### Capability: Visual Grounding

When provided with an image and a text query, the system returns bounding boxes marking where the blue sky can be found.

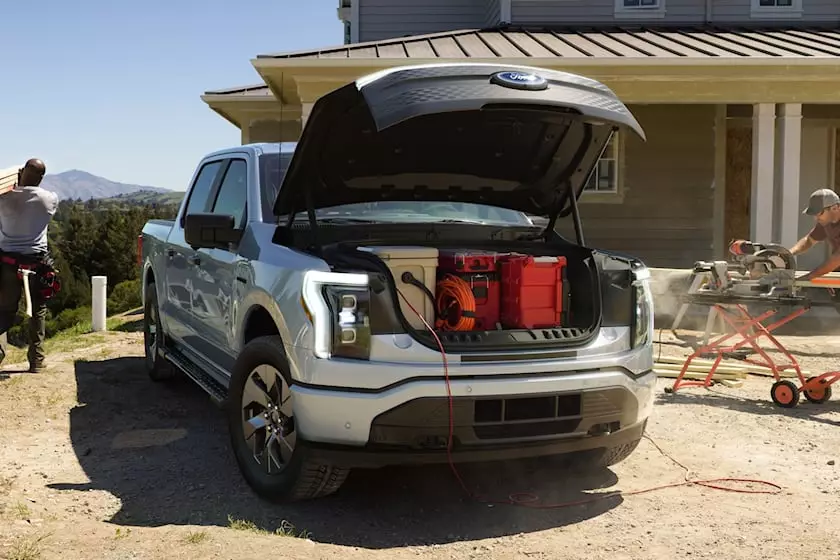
[0,1,342,191]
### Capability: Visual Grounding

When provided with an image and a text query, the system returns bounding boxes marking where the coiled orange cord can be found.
[434,274,477,331]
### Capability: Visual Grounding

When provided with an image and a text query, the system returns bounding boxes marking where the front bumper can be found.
[290,369,656,468]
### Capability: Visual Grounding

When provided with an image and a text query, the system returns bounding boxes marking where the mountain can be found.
[102,190,185,206]
[41,170,172,200]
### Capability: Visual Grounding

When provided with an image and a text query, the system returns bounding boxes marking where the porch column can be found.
[240,119,252,145]
[775,103,802,248]
[751,103,776,243]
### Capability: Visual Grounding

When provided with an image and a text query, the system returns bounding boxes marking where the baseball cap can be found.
[802,188,840,216]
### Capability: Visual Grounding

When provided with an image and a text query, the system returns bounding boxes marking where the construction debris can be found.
[654,355,802,382]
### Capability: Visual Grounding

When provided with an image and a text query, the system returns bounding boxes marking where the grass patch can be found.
[227,516,310,539]
[5,532,51,560]
[114,527,132,540]
[2,313,137,366]
[183,530,210,544]
[9,501,31,520]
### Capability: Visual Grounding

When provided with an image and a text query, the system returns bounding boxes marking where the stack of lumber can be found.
[1,165,20,195]
[654,355,803,387]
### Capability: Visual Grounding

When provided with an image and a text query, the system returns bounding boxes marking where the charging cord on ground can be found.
[395,287,783,509]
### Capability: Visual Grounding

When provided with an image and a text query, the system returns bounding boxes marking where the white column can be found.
[751,103,776,243]
[240,119,252,145]
[776,103,802,248]
[92,276,107,332]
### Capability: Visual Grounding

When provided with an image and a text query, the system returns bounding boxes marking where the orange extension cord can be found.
[434,274,477,332]
[396,288,783,509]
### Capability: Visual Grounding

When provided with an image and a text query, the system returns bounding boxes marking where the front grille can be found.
[474,394,581,423]
[368,388,629,448]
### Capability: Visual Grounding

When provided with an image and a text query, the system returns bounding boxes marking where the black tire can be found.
[144,282,175,381]
[227,335,349,503]
[771,380,800,408]
[803,376,832,404]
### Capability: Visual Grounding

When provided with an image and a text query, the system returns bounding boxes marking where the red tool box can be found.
[500,255,569,329]
[438,251,502,330]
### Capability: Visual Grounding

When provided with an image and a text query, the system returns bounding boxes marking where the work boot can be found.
[28,360,46,373]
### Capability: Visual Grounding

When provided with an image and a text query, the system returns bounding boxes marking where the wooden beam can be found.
[1,165,19,195]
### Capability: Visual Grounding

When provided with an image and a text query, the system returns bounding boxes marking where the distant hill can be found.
[41,170,172,200]
[102,190,185,206]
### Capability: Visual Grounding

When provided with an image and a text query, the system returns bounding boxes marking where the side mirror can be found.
[184,213,241,249]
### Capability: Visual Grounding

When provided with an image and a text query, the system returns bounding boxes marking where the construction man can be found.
[790,188,840,282]
[0,159,59,373]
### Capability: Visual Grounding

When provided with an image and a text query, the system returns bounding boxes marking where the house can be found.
[201,0,840,272]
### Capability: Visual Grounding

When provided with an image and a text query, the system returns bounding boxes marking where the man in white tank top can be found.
[0,159,60,373]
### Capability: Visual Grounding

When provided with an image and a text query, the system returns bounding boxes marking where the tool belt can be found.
[0,252,62,300]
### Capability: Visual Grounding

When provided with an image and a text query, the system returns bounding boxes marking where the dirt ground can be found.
[1,316,839,560]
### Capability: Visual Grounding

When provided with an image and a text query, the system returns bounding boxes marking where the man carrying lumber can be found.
[790,188,840,282]
[0,159,60,373]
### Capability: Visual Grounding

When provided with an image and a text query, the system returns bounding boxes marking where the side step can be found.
[163,347,229,407]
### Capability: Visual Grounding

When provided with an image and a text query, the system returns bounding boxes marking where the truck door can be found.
[189,156,248,373]
[163,159,224,348]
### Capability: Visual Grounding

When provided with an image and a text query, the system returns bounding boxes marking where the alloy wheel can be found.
[241,365,296,474]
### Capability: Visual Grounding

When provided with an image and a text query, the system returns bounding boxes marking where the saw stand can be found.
[670,270,726,344]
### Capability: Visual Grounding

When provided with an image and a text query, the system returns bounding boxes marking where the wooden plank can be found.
[1,165,20,195]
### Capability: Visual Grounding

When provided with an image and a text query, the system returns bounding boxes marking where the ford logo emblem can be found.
[490,71,548,91]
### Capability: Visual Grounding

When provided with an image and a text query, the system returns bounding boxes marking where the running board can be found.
[163,347,229,407]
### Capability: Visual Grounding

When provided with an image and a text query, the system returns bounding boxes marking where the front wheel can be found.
[144,281,175,381]
[227,335,349,503]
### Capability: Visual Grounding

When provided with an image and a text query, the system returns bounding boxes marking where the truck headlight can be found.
[302,271,371,360]
[631,267,654,349]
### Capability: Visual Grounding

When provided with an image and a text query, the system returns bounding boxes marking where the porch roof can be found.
[257,25,840,61]
[203,25,840,131]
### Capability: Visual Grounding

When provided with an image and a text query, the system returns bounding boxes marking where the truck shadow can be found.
[48,356,622,549]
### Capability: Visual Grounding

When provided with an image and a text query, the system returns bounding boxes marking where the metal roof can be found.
[257,25,840,60]
[203,84,272,96]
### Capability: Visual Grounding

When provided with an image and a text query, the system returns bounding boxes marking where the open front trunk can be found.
[319,237,601,353]
[272,63,648,357]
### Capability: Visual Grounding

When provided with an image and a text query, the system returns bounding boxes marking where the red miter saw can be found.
[691,239,798,300]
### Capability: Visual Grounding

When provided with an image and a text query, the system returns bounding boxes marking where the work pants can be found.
[0,261,47,368]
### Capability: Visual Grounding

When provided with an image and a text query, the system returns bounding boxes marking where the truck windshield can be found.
[259,152,536,227]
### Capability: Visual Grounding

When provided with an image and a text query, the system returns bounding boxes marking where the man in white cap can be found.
[790,188,840,281]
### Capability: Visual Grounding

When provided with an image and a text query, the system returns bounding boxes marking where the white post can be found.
[92,276,107,332]
[776,103,803,248]
[751,103,776,243]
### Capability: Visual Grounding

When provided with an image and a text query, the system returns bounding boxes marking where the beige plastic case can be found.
[358,246,439,330]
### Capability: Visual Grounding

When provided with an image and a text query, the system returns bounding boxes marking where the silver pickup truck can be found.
[140,63,655,504]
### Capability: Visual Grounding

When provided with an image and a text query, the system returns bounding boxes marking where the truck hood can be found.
[273,63,645,219]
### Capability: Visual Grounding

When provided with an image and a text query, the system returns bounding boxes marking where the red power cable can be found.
[396,289,783,509]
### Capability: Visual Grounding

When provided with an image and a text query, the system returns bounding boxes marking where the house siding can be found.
[485,0,501,27]
[712,0,840,22]
[556,105,716,269]
[511,0,707,24]
[358,0,489,42]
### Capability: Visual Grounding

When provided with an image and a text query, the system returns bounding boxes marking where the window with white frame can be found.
[615,0,666,18]
[751,0,802,17]
[584,134,619,194]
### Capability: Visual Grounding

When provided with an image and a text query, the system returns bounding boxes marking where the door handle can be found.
[167,249,175,258]
[188,255,201,266]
